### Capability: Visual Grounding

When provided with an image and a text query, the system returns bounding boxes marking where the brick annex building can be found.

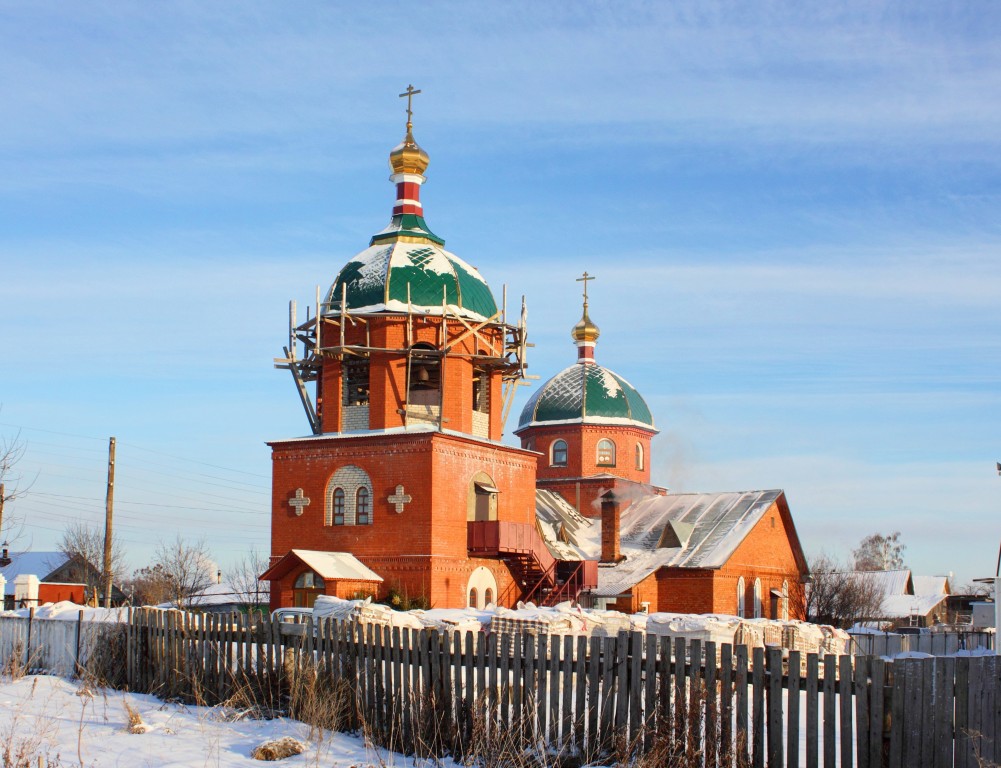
[262,99,809,619]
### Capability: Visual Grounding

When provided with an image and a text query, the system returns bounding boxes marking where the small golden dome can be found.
[571,303,601,343]
[389,127,429,175]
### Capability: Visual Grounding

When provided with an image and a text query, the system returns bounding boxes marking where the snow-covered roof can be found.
[880,593,949,620]
[517,362,656,431]
[835,570,913,597]
[186,582,246,608]
[534,489,794,597]
[0,552,68,596]
[325,240,496,322]
[912,575,950,596]
[287,550,383,583]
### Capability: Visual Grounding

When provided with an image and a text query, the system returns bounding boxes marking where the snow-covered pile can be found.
[1,602,130,622]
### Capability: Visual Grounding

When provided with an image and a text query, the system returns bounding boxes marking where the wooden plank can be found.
[615,632,630,738]
[587,635,601,758]
[511,633,524,744]
[705,641,718,768]
[643,634,658,754]
[822,654,836,768]
[839,656,853,768]
[600,635,615,754]
[805,653,819,768]
[767,647,783,768]
[522,632,536,746]
[549,633,561,746]
[904,660,925,768]
[888,661,904,768]
[991,655,1000,765]
[752,646,765,768]
[574,635,587,756]
[935,657,955,768]
[400,627,412,748]
[736,643,749,767]
[499,632,512,734]
[691,639,703,755]
[721,643,734,765]
[853,656,869,768]
[561,634,573,749]
[788,651,801,768]
[629,631,643,745]
[921,658,937,768]
[955,656,974,768]
[658,635,671,740]
[869,659,886,768]
[675,636,688,752]
[487,631,499,735]
[535,634,548,746]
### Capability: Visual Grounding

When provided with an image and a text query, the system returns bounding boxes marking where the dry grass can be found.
[250,736,306,761]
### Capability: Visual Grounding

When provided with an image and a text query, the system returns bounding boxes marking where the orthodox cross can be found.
[399,84,422,127]
[387,484,412,513]
[576,271,595,303]
[288,488,310,516]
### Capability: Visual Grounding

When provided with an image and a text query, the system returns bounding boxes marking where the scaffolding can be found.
[274,284,533,436]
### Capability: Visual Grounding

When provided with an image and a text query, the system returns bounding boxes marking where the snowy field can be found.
[0,675,460,768]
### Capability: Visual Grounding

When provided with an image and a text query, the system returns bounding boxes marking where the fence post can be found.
[75,609,83,677]
[25,607,34,672]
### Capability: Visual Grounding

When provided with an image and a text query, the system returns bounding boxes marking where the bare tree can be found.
[853,531,906,571]
[228,548,271,613]
[125,536,214,609]
[0,430,31,546]
[807,554,886,629]
[56,521,127,599]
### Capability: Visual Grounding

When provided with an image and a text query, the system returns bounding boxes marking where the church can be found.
[261,91,809,619]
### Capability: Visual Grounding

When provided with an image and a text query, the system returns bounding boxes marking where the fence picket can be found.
[767,647,783,768]
[806,653,819,768]
[788,650,801,768]
[823,654,836,768]
[839,655,853,768]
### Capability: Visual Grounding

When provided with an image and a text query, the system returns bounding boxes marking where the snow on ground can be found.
[0,675,460,768]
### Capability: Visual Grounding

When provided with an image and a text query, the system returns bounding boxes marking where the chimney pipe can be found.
[601,490,623,563]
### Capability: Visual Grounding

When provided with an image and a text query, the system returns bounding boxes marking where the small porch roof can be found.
[259,550,383,584]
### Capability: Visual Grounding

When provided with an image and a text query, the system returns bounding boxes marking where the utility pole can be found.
[0,482,4,539]
[103,437,116,609]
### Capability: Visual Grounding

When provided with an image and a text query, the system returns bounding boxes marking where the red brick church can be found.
[261,94,808,618]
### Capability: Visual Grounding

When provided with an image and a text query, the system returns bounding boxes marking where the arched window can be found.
[782,580,790,621]
[635,443,644,471]
[356,487,371,525]
[484,588,493,606]
[332,489,345,526]
[468,472,499,522]
[597,439,616,467]
[293,570,325,608]
[753,578,763,618]
[468,587,478,609]
[472,366,490,414]
[408,343,441,406]
[736,577,746,618]
[551,440,568,467]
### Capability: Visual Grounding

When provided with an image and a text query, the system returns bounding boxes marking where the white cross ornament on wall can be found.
[387,485,412,513]
[288,488,310,516]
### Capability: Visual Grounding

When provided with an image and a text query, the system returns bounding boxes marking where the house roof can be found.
[0,552,69,596]
[260,550,383,584]
[912,575,950,596]
[880,593,949,620]
[535,489,805,598]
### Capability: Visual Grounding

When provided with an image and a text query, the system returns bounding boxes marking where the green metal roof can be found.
[325,241,498,321]
[517,363,656,431]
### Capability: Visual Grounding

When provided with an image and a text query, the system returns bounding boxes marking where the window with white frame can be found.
[325,465,373,526]
[753,578,763,618]
[635,442,644,471]
[551,439,568,467]
[597,438,616,466]
[736,576,746,618]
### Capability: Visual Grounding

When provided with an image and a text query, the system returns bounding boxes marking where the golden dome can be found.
[571,303,601,343]
[389,127,429,175]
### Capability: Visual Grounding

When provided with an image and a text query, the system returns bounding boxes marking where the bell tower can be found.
[264,89,539,610]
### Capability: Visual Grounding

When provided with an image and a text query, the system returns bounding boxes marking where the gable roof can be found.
[535,489,807,598]
[260,550,383,584]
[0,552,69,596]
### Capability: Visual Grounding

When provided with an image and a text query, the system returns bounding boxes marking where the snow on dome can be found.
[517,362,656,431]
[324,240,497,322]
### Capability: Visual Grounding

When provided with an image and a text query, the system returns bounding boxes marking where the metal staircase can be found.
[467,521,597,607]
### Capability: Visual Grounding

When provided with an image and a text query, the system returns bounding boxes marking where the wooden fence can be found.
[116,609,1001,768]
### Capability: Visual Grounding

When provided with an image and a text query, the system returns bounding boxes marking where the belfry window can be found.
[472,367,490,414]
[408,343,441,406]
[343,358,370,406]
[551,440,568,467]
[597,439,616,467]
[635,443,644,471]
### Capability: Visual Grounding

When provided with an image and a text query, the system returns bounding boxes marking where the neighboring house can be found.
[0,550,125,609]
[838,569,950,628]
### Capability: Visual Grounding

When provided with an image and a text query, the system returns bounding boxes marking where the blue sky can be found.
[0,2,999,587]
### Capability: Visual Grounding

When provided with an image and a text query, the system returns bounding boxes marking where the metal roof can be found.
[534,489,792,597]
[518,362,656,431]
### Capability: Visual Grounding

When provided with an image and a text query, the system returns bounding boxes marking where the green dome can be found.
[517,363,656,431]
[325,239,498,322]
